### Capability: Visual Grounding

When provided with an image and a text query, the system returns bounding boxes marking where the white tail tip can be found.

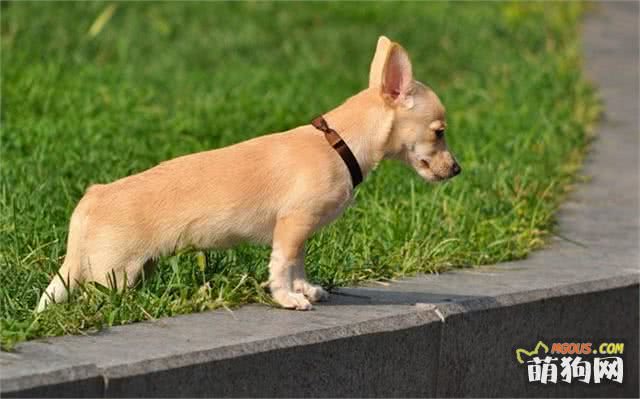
[36,275,69,312]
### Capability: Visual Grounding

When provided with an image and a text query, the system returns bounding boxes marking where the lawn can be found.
[0,2,599,349]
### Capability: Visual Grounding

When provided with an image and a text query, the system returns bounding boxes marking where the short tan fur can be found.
[37,36,460,312]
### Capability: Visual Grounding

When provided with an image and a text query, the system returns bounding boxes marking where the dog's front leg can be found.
[268,214,318,310]
[292,252,329,303]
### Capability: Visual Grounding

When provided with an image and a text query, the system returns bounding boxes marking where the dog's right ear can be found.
[368,36,393,89]
[369,36,414,108]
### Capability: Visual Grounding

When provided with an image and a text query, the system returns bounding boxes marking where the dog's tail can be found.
[36,194,91,312]
[36,266,78,312]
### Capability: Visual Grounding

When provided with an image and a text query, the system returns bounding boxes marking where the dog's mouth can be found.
[418,158,445,181]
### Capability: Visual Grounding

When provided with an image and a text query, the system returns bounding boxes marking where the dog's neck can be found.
[323,89,395,178]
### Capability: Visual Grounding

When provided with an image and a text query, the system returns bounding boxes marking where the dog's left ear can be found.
[369,36,414,108]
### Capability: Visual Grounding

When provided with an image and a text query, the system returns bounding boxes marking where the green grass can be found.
[1,2,599,350]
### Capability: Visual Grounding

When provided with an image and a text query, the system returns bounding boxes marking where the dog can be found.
[37,36,460,312]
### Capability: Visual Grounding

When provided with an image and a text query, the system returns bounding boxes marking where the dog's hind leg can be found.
[268,214,317,310]
[89,252,148,292]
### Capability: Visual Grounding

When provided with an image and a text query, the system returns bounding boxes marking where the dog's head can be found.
[370,36,460,182]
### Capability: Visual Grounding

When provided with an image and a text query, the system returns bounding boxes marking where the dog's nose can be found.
[452,162,461,176]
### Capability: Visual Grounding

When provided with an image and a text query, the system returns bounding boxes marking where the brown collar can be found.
[311,116,363,188]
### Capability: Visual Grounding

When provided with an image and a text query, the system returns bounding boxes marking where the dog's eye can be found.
[435,129,445,139]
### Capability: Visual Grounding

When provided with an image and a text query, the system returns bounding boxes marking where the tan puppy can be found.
[37,36,460,312]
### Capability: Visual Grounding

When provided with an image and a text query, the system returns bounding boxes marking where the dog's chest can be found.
[315,187,355,228]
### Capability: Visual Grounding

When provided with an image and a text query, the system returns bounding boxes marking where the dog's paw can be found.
[303,284,329,303]
[293,280,329,303]
[272,289,313,311]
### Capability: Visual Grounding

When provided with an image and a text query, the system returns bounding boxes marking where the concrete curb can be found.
[1,1,638,397]
[1,276,637,397]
